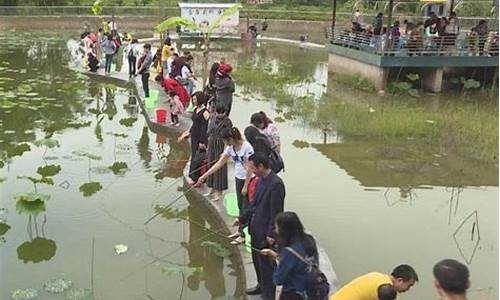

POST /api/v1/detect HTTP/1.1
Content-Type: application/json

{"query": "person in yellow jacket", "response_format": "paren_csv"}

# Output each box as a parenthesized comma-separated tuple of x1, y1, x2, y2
(161, 38, 173, 77)
(330, 264, 418, 300)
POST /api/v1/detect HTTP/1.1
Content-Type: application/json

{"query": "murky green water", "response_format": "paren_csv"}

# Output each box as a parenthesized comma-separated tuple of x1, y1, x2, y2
(0, 32, 240, 300)
(1, 32, 498, 300)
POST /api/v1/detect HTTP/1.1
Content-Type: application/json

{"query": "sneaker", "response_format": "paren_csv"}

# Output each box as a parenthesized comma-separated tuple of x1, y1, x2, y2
(227, 231, 240, 239)
(245, 285, 262, 295)
(175, 123, 180, 127)
(170, 122, 175, 125)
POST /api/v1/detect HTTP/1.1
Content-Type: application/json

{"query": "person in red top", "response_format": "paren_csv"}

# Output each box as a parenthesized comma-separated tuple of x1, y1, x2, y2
(160, 77, 190, 109)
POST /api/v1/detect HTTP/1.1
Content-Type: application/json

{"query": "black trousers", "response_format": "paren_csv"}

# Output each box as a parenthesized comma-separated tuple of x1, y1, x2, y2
(251, 235, 276, 300)
(105, 54, 113, 73)
(280, 290, 305, 300)
(141, 72, 150, 98)
(128, 56, 136, 76)
(235, 177, 248, 212)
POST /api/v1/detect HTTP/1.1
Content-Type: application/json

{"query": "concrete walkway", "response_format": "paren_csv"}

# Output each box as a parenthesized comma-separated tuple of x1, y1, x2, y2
(71, 39, 339, 298)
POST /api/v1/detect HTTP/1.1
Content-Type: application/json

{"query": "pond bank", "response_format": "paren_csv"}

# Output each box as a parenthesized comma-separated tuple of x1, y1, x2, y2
(71, 54, 340, 298)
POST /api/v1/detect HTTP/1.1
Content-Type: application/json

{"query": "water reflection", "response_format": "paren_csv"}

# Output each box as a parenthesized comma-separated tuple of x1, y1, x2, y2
(17, 215, 57, 263)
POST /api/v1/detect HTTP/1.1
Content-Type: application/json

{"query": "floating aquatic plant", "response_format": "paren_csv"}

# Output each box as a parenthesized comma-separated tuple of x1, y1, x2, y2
(292, 140, 310, 149)
(0, 221, 10, 236)
(33, 138, 60, 149)
(200, 241, 232, 258)
(36, 164, 61, 177)
(17, 237, 57, 263)
(65, 287, 92, 300)
(7, 143, 31, 158)
(79, 182, 102, 197)
(119, 117, 137, 127)
(44, 279, 73, 294)
(0, 177, 6, 183)
(15, 193, 50, 216)
(109, 162, 128, 175)
(72, 151, 102, 161)
(11, 288, 38, 300)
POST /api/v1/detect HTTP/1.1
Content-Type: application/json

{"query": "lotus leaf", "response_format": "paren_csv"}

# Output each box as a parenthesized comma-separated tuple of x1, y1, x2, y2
(119, 117, 137, 127)
(34, 138, 60, 149)
(109, 162, 128, 175)
(0, 221, 10, 236)
(17, 237, 56, 263)
(43, 278, 73, 294)
(11, 288, 39, 300)
(37, 164, 61, 177)
(0, 177, 6, 183)
(200, 241, 232, 257)
(65, 287, 92, 300)
(17, 176, 54, 186)
(66, 120, 91, 129)
(112, 132, 128, 138)
(79, 182, 102, 197)
(7, 143, 30, 157)
(15, 193, 49, 216)
(292, 140, 310, 149)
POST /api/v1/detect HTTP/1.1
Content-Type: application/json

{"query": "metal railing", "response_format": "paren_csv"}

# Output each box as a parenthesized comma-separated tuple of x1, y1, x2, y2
(327, 27, 499, 56)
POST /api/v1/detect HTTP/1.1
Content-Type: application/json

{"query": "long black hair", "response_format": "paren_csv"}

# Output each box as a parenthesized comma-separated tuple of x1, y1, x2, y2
(220, 127, 242, 142)
(250, 111, 272, 129)
(275, 211, 317, 257)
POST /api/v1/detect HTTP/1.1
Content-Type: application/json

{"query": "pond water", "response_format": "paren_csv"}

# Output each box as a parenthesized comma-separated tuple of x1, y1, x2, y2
(0, 31, 498, 300)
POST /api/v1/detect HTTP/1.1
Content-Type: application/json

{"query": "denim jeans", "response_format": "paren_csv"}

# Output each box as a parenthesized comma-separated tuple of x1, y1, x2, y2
(141, 72, 150, 98)
(105, 54, 113, 73)
(128, 56, 136, 76)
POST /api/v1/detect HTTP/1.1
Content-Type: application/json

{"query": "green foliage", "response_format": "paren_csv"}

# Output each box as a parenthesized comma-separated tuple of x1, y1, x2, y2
(207, 3, 242, 36)
(7, 143, 31, 158)
(155, 17, 198, 33)
(66, 120, 92, 129)
(109, 161, 128, 175)
(119, 117, 137, 127)
(15, 193, 50, 216)
(200, 241, 232, 257)
(406, 73, 420, 82)
(34, 138, 60, 148)
(388, 81, 419, 98)
(79, 182, 103, 197)
(112, 132, 128, 138)
(292, 140, 310, 149)
(17, 175, 55, 186)
(17, 237, 57, 263)
(0, 177, 6, 183)
(37, 164, 61, 177)
(462, 78, 481, 89)
(92, 0, 104, 15)
(0, 222, 11, 236)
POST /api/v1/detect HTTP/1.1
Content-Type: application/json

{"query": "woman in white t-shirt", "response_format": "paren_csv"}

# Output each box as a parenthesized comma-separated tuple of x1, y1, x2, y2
(197, 127, 254, 212)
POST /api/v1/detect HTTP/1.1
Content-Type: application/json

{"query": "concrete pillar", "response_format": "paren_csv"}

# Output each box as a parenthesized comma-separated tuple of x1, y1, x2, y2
(328, 53, 388, 91)
(422, 68, 443, 93)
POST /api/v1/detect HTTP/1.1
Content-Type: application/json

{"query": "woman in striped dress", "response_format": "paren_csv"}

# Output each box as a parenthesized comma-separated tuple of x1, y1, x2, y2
(206, 103, 233, 200)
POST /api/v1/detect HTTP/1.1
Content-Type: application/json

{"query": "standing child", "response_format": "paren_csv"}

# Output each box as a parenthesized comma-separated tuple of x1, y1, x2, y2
(167, 91, 184, 126)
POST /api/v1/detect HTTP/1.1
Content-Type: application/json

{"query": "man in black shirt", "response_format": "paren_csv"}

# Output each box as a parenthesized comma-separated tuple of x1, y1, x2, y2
(237, 153, 285, 299)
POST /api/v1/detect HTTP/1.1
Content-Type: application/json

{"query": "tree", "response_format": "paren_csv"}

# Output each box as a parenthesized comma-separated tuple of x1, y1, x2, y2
(154, 3, 241, 84)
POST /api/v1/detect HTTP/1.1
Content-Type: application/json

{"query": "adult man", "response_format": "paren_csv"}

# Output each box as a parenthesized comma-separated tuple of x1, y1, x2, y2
(237, 153, 285, 300)
(373, 12, 384, 35)
(136, 44, 153, 98)
(433, 259, 469, 300)
(330, 264, 418, 300)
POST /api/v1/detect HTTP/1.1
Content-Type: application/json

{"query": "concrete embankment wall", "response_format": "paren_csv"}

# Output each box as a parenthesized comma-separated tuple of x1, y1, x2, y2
(0, 15, 329, 38)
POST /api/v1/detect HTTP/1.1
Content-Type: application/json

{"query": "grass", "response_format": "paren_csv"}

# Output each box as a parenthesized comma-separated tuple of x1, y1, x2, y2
(321, 97, 499, 163)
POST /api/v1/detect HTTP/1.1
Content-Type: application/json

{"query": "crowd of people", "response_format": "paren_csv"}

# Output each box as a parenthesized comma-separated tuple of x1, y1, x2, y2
(340, 10, 499, 56)
(79, 25, 475, 300)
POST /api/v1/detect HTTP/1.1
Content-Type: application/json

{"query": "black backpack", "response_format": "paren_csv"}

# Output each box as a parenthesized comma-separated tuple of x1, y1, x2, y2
(285, 247, 330, 300)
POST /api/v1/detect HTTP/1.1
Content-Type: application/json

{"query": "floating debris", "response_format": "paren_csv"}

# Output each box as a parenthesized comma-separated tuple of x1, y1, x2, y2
(424, 119, 436, 124)
(11, 288, 38, 300)
(44, 279, 73, 293)
(114, 244, 128, 255)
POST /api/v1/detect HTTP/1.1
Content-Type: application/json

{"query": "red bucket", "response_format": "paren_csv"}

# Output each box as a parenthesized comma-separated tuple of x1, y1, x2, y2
(156, 108, 167, 123)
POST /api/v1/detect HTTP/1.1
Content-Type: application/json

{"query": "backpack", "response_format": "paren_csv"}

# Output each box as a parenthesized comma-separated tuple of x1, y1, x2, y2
(252, 134, 284, 174)
(285, 247, 330, 300)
